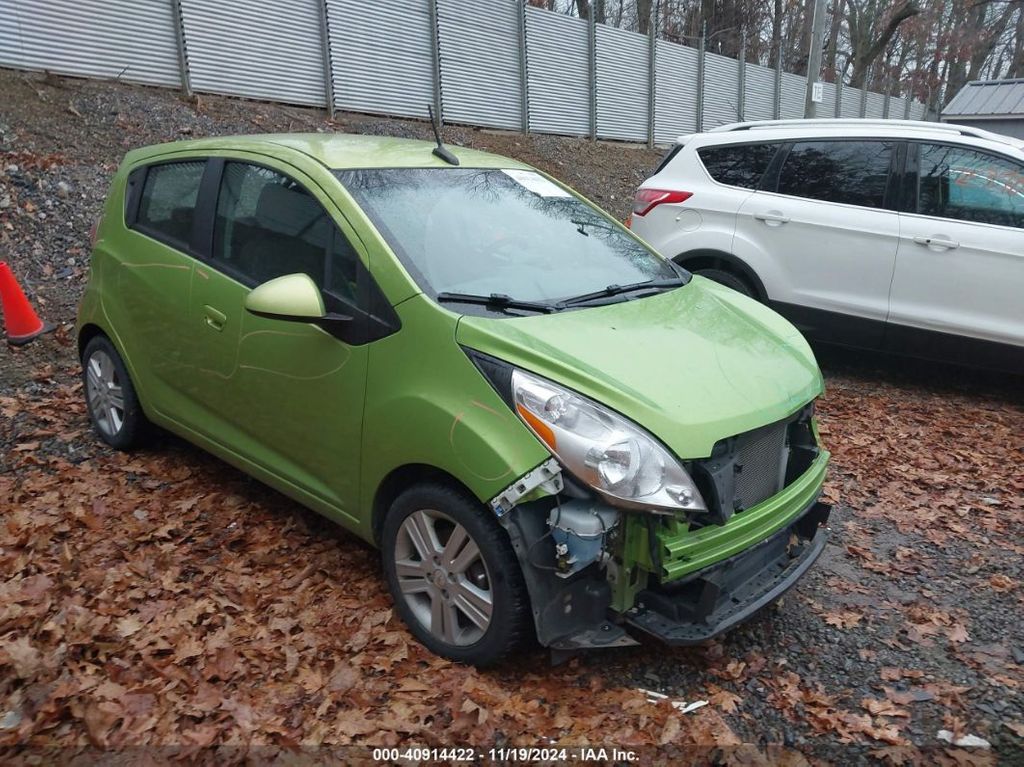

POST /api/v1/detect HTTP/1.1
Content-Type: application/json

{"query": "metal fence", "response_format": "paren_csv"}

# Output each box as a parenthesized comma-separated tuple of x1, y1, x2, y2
(0, 0, 930, 145)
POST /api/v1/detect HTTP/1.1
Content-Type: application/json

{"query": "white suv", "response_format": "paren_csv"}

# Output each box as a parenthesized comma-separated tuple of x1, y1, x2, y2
(629, 119, 1024, 373)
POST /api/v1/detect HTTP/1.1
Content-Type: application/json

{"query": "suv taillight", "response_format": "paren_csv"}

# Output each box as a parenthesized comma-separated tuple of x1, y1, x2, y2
(632, 188, 692, 217)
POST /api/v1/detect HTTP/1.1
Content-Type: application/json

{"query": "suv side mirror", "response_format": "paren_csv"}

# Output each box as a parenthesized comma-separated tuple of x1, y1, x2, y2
(244, 273, 326, 322)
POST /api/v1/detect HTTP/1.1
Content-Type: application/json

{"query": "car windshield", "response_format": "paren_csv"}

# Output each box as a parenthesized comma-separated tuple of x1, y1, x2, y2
(336, 168, 682, 311)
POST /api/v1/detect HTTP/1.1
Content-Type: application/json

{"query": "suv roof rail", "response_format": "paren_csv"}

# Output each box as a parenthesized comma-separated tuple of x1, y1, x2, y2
(703, 118, 1022, 149)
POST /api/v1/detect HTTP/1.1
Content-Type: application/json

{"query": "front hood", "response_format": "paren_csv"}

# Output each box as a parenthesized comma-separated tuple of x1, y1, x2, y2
(456, 277, 823, 459)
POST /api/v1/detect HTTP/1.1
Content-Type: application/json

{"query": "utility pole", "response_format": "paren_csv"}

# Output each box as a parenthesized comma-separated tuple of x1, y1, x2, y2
(803, 0, 827, 118)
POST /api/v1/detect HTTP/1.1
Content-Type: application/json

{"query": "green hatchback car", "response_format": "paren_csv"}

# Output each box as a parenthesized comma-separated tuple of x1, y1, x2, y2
(77, 134, 832, 665)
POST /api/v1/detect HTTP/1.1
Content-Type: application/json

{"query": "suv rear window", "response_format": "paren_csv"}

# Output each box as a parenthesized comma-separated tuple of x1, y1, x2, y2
(698, 143, 778, 189)
(134, 161, 205, 247)
(777, 140, 893, 209)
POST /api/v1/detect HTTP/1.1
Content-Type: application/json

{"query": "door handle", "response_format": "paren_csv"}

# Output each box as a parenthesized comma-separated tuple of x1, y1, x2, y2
(203, 305, 227, 331)
(912, 235, 959, 250)
(753, 211, 790, 225)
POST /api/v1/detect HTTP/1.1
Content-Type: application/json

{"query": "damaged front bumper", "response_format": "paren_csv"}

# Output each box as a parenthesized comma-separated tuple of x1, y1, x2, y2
(623, 499, 830, 645)
(497, 450, 831, 653)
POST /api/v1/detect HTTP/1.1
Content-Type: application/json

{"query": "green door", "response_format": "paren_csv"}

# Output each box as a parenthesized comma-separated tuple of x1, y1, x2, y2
(112, 159, 205, 415)
(179, 159, 370, 525)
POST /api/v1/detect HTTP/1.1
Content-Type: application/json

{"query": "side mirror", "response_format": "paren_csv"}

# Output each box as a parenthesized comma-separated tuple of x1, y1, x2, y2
(244, 273, 326, 322)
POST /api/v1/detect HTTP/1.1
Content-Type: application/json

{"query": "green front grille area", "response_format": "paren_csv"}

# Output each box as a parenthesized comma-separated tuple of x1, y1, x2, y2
(658, 451, 829, 582)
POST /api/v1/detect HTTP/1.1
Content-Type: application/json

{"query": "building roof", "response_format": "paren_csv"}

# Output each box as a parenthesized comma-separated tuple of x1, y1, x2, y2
(943, 79, 1024, 118)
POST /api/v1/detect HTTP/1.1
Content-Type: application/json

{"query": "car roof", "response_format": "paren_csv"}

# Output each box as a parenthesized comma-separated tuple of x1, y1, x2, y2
(679, 119, 1024, 156)
(125, 133, 531, 171)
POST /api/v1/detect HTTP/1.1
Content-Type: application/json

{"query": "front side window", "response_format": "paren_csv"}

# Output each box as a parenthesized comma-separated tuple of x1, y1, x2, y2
(135, 160, 205, 247)
(337, 168, 679, 309)
(698, 143, 779, 189)
(777, 140, 894, 209)
(917, 144, 1024, 229)
(212, 162, 359, 296)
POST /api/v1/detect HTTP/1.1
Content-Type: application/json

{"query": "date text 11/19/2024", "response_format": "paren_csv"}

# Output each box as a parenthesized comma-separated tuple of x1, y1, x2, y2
(372, 747, 638, 762)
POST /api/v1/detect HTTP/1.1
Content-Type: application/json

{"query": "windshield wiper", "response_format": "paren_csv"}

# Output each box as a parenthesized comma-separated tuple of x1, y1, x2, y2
(557, 277, 684, 308)
(435, 292, 560, 314)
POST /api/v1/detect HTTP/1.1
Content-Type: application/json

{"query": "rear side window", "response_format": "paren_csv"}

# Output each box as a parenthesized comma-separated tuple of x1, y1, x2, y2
(211, 162, 361, 300)
(134, 161, 205, 247)
(698, 143, 778, 189)
(777, 140, 893, 209)
(917, 143, 1024, 229)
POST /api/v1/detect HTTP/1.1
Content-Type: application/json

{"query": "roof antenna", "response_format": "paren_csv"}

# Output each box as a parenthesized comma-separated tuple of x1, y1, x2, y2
(428, 104, 460, 166)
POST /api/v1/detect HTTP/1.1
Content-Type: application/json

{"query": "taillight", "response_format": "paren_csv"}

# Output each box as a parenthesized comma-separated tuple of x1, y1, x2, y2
(632, 188, 693, 217)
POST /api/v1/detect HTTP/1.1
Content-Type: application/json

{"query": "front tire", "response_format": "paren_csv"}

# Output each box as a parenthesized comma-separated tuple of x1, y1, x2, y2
(381, 483, 531, 666)
(81, 335, 148, 450)
(694, 268, 755, 298)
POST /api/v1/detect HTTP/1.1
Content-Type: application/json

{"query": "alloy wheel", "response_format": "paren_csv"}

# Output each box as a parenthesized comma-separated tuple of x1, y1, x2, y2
(85, 349, 125, 438)
(394, 509, 494, 646)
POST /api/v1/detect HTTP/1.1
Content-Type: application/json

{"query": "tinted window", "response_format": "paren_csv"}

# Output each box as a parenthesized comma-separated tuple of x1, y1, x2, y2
(777, 141, 893, 208)
(917, 144, 1024, 229)
(135, 161, 205, 246)
(698, 143, 778, 189)
(212, 162, 360, 295)
(338, 168, 678, 307)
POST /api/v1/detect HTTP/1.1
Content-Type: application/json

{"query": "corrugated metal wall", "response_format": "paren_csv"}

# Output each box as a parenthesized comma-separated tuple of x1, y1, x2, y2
(745, 63, 775, 121)
(328, 0, 434, 120)
(595, 24, 647, 141)
(654, 40, 698, 142)
(525, 7, 590, 136)
(703, 52, 741, 128)
(438, 0, 522, 130)
(780, 72, 805, 119)
(865, 91, 886, 119)
(840, 86, 862, 117)
(180, 0, 326, 106)
(818, 81, 837, 119)
(0, 0, 931, 143)
(0, 0, 180, 86)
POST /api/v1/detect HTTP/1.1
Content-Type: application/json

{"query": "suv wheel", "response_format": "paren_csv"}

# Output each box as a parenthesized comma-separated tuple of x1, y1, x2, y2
(81, 335, 148, 450)
(694, 268, 755, 298)
(381, 483, 530, 666)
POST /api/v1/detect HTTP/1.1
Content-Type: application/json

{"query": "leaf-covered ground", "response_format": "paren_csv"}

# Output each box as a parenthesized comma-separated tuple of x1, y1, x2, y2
(2, 69, 1023, 762)
(2, 348, 1021, 762)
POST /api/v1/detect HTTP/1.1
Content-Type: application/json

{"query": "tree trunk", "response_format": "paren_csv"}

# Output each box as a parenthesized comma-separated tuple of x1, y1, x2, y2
(1010, 8, 1024, 78)
(636, 0, 651, 34)
(849, 0, 920, 88)
(769, 0, 783, 69)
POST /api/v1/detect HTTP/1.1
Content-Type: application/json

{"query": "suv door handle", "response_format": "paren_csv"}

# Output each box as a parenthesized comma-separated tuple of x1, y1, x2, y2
(203, 305, 227, 331)
(753, 211, 790, 225)
(912, 235, 959, 250)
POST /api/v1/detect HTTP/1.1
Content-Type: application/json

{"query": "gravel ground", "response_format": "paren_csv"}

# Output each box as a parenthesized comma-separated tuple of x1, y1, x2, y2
(2, 69, 1023, 760)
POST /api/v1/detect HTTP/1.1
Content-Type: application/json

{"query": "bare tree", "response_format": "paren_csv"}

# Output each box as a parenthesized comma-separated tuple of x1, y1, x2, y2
(540, 0, 1024, 106)
(844, 0, 920, 87)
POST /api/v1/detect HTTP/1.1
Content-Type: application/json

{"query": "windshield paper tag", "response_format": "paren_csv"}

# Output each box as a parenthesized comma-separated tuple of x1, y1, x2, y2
(501, 169, 571, 198)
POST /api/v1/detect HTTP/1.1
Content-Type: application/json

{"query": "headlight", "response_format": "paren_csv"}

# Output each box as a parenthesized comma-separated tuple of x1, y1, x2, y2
(511, 368, 706, 513)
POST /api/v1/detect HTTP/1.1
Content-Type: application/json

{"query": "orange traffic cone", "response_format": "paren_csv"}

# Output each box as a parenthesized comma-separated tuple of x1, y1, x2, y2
(0, 261, 55, 346)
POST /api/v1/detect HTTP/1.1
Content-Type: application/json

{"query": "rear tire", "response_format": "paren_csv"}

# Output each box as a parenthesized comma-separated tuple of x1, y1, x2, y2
(694, 268, 755, 298)
(381, 482, 530, 666)
(81, 335, 148, 450)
